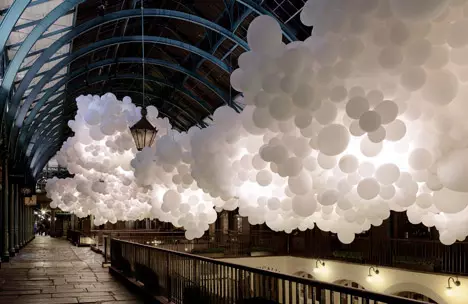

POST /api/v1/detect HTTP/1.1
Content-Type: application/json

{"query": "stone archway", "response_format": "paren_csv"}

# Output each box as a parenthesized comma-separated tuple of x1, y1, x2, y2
(396, 291, 438, 303)
(385, 283, 447, 304)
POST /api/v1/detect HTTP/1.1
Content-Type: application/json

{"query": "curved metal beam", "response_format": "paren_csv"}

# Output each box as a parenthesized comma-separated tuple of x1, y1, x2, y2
(12, 35, 231, 134)
(67, 74, 206, 120)
(24, 57, 228, 107)
(32, 139, 61, 177)
(16, 70, 208, 159)
(0, 0, 30, 63)
(236, 0, 296, 42)
(9, 36, 231, 159)
(6, 8, 249, 131)
(71, 74, 211, 114)
(30, 125, 62, 168)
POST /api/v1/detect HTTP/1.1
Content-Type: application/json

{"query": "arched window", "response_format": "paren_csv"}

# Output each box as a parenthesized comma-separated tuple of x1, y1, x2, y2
(334, 280, 365, 304)
(396, 291, 437, 303)
(293, 271, 317, 302)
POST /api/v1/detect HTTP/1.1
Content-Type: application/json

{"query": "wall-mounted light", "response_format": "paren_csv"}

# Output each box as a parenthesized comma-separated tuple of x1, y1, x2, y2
(313, 259, 326, 273)
(367, 266, 380, 283)
(446, 276, 461, 296)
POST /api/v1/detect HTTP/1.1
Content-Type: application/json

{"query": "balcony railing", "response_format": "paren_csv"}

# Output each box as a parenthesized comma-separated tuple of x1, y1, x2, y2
(290, 234, 468, 275)
(88, 227, 468, 276)
(110, 238, 422, 304)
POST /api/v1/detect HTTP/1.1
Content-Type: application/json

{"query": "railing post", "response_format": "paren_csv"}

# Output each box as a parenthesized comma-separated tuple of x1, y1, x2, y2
(103, 235, 108, 266)
(166, 253, 171, 301)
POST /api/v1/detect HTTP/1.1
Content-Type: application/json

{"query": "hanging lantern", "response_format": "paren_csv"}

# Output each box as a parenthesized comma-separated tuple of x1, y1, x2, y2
(130, 108, 157, 151)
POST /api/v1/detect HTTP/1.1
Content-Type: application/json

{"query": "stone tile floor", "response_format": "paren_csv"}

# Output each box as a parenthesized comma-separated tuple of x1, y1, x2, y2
(0, 236, 144, 303)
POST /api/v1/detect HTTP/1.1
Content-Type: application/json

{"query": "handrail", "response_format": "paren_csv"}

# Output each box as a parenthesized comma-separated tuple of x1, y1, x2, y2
(111, 238, 423, 303)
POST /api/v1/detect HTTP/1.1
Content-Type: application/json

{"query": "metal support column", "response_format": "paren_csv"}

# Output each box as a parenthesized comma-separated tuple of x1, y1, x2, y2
(19, 192, 23, 247)
(9, 182, 15, 256)
(2, 156, 9, 261)
(14, 184, 19, 252)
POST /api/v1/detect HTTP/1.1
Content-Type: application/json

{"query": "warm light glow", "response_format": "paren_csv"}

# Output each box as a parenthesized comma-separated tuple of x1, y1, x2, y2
(445, 287, 453, 297)
(47, 0, 468, 245)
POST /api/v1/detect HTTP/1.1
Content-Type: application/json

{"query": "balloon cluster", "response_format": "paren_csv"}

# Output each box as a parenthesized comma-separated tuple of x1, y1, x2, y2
(46, 94, 159, 226)
(229, 0, 468, 245)
(47, 0, 468, 245)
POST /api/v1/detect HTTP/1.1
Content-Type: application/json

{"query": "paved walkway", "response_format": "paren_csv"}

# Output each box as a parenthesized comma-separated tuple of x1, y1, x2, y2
(0, 236, 143, 304)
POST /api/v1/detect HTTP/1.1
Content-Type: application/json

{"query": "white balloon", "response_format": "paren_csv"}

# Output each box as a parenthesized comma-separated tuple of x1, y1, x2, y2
(247, 15, 283, 55)
(339, 155, 359, 174)
(359, 111, 382, 133)
(375, 164, 400, 185)
(357, 178, 380, 200)
(346, 96, 369, 119)
(437, 148, 468, 192)
(317, 124, 350, 156)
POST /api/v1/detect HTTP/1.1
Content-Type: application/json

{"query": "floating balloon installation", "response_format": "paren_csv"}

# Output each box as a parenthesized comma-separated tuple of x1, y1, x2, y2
(47, 0, 468, 245)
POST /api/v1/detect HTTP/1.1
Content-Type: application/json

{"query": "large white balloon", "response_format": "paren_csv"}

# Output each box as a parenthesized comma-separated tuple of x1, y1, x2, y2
(317, 124, 350, 156)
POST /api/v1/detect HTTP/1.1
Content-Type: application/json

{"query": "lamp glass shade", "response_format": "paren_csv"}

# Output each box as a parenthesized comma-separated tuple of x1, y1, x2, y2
(130, 115, 157, 151)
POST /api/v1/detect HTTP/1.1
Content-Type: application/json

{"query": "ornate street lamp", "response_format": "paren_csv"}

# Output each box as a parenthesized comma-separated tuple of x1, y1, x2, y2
(130, 109, 158, 150)
(129, 4, 158, 151)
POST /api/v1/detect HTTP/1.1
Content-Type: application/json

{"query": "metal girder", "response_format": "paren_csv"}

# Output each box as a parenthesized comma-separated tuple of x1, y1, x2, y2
(182, 8, 252, 87)
(1, 0, 83, 132)
(26, 57, 228, 102)
(236, 0, 297, 41)
(14, 57, 227, 160)
(9, 36, 235, 159)
(30, 125, 62, 169)
(29, 130, 65, 169)
(32, 138, 62, 177)
(4, 8, 248, 132)
(0, 0, 30, 63)
(0, 0, 52, 15)
(67, 74, 210, 118)
(13, 58, 226, 161)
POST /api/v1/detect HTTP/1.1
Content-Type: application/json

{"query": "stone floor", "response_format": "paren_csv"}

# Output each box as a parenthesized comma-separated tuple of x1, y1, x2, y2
(0, 236, 143, 304)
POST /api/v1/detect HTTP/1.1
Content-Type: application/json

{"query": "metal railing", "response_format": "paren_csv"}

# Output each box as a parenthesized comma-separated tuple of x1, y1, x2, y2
(110, 238, 423, 304)
(95, 229, 286, 264)
(66, 229, 95, 246)
(290, 233, 468, 275)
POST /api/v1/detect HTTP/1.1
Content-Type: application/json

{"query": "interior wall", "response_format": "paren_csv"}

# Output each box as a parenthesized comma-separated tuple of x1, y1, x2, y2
(221, 256, 468, 304)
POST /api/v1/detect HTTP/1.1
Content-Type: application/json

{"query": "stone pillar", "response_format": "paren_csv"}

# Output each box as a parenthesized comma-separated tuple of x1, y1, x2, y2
(14, 184, 19, 252)
(9, 182, 15, 256)
(21, 201, 24, 246)
(18, 191, 23, 247)
(29, 207, 32, 241)
(2, 157, 9, 261)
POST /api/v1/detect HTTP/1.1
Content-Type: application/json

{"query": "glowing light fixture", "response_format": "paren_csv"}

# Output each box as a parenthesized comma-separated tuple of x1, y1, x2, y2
(313, 259, 326, 273)
(130, 108, 157, 151)
(446, 277, 461, 296)
(367, 266, 380, 283)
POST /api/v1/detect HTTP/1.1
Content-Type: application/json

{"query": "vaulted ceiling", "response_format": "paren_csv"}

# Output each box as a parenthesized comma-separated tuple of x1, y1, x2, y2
(0, 0, 310, 181)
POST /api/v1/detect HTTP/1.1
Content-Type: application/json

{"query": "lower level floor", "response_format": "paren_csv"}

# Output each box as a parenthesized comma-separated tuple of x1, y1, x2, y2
(0, 236, 142, 304)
